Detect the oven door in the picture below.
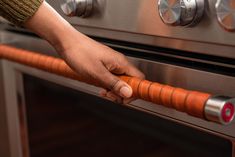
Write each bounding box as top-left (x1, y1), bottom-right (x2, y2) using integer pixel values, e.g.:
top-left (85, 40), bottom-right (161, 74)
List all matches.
top-left (0, 30), bottom-right (235, 157)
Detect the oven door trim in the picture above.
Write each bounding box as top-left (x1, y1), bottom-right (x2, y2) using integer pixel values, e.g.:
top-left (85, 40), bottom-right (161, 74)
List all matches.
top-left (1, 59), bottom-right (235, 157)
top-left (1, 30), bottom-right (235, 157)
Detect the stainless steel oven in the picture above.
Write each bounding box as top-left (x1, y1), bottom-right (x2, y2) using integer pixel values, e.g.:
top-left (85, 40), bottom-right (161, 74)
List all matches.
top-left (0, 0), bottom-right (235, 157)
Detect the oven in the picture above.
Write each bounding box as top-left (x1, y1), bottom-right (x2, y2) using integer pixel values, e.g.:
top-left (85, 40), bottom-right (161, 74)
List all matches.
top-left (0, 0), bottom-right (235, 157)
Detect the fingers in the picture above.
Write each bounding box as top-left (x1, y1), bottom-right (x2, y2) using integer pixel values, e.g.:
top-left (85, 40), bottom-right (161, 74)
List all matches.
top-left (96, 64), bottom-right (133, 98)
top-left (104, 52), bottom-right (145, 79)
top-left (100, 89), bottom-right (107, 97)
top-left (106, 73), bottom-right (133, 98)
top-left (99, 50), bottom-right (145, 100)
top-left (100, 89), bottom-right (123, 104)
top-left (99, 89), bottom-right (134, 104)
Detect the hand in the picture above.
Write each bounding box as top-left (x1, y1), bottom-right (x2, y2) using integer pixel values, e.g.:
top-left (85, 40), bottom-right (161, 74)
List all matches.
top-left (56, 31), bottom-right (145, 104)
top-left (24, 1), bottom-right (144, 104)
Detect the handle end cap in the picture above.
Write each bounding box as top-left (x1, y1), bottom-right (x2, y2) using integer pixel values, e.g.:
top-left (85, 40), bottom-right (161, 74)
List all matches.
top-left (205, 96), bottom-right (235, 125)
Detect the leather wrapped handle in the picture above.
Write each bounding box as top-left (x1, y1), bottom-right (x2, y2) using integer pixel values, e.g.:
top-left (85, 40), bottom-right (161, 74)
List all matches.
top-left (0, 44), bottom-right (211, 119)
top-left (119, 76), bottom-right (211, 118)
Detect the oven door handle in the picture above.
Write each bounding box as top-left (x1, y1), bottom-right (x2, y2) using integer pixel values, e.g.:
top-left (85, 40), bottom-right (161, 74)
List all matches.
top-left (0, 44), bottom-right (234, 125)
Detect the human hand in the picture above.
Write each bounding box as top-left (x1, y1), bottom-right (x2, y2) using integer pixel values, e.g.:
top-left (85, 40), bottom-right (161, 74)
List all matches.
top-left (24, 1), bottom-right (144, 104)
top-left (56, 31), bottom-right (145, 104)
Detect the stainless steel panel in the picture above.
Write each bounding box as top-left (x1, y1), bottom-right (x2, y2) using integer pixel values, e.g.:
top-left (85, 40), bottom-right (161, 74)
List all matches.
top-left (0, 61), bottom-right (23, 157)
top-left (1, 31), bottom-right (235, 139)
top-left (46, 0), bottom-right (235, 58)
top-left (0, 62), bottom-right (11, 157)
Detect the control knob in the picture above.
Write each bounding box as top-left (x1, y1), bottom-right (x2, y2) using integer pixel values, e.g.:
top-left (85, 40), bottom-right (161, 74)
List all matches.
top-left (60, 0), bottom-right (93, 17)
top-left (158, 0), bottom-right (205, 26)
top-left (216, 0), bottom-right (235, 31)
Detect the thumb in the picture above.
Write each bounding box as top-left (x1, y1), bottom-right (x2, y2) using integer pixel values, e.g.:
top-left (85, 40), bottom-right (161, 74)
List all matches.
top-left (100, 70), bottom-right (133, 98)
top-left (112, 79), bottom-right (133, 98)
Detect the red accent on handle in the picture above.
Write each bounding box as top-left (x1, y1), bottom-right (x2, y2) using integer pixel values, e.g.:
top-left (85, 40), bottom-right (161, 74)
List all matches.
top-left (222, 103), bottom-right (234, 123)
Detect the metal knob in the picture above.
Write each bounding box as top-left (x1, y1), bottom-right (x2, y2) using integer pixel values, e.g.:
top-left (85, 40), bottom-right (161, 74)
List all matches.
top-left (205, 96), bottom-right (235, 125)
top-left (60, 0), bottom-right (93, 17)
top-left (216, 0), bottom-right (235, 31)
top-left (158, 0), bottom-right (205, 26)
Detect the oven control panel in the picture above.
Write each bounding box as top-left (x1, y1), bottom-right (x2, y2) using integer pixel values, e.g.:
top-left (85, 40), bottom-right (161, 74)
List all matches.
top-left (55, 0), bottom-right (235, 32)
top-left (157, 0), bottom-right (235, 31)
top-left (46, 0), bottom-right (235, 58)
top-left (158, 0), bottom-right (204, 27)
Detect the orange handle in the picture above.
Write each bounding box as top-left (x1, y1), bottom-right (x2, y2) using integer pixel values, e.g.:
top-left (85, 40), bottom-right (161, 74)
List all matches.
top-left (120, 76), bottom-right (211, 118)
top-left (0, 45), bottom-right (211, 119)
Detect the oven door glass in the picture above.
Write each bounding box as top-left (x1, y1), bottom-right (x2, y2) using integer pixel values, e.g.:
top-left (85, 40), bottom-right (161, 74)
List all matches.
top-left (22, 75), bottom-right (232, 157)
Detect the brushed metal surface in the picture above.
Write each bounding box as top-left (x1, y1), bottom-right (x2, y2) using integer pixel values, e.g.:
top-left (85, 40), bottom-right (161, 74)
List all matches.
top-left (216, 0), bottom-right (235, 31)
top-left (158, 0), bottom-right (203, 26)
top-left (205, 96), bottom-right (235, 125)
top-left (1, 31), bottom-right (235, 139)
top-left (5, 59), bottom-right (235, 139)
top-left (60, 0), bottom-right (93, 17)
top-left (0, 63), bottom-right (11, 157)
top-left (158, 0), bottom-right (182, 25)
top-left (0, 61), bottom-right (23, 157)
top-left (45, 0), bottom-right (235, 59)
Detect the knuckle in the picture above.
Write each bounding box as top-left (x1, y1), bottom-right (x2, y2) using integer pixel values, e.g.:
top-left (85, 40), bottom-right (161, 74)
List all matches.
top-left (110, 78), bottom-right (120, 91)
top-left (117, 53), bottom-right (127, 62)
top-left (107, 62), bottom-right (120, 71)
top-left (98, 71), bottom-right (119, 90)
top-left (139, 72), bottom-right (145, 79)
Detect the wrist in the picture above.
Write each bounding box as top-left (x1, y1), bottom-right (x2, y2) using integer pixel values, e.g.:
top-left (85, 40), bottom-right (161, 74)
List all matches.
top-left (50, 25), bottom-right (79, 53)
top-left (24, 1), bottom-right (82, 55)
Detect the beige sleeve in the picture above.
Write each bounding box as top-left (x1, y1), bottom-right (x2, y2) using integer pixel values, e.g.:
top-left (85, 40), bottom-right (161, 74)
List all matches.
top-left (0, 0), bottom-right (44, 26)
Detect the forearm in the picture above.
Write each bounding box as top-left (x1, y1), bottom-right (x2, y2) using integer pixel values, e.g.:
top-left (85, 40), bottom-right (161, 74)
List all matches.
top-left (1, 0), bottom-right (144, 100)
top-left (24, 1), bottom-right (80, 53)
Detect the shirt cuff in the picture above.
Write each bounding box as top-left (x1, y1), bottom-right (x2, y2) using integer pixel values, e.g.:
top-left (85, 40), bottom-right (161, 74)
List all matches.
top-left (0, 0), bottom-right (44, 26)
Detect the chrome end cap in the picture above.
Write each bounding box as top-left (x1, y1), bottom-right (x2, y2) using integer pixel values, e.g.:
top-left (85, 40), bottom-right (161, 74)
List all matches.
top-left (204, 96), bottom-right (235, 125)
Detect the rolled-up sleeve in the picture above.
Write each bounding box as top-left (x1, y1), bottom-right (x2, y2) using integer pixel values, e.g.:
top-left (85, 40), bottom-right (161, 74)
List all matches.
top-left (0, 0), bottom-right (44, 26)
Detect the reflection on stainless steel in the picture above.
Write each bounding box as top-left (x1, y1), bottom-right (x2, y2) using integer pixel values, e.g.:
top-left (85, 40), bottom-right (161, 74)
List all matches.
top-left (0, 30), bottom-right (235, 156)
top-left (60, 0), bottom-right (93, 17)
top-left (158, 0), bottom-right (204, 26)
top-left (0, 63), bottom-right (10, 157)
top-left (158, 0), bottom-right (182, 26)
top-left (0, 59), bottom-right (22, 157)
top-left (3, 0), bottom-right (235, 58)
top-left (22, 74), bottom-right (232, 157)
top-left (1, 0), bottom-right (235, 156)
top-left (1, 31), bottom-right (235, 136)
top-left (44, 0), bottom-right (235, 59)
top-left (205, 96), bottom-right (235, 125)
top-left (2, 44), bottom-right (235, 125)
top-left (216, 0), bottom-right (235, 31)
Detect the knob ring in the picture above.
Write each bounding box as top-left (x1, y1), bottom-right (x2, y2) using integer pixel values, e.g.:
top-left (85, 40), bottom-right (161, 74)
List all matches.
top-left (158, 0), bottom-right (181, 26)
top-left (60, 0), bottom-right (93, 17)
top-left (82, 0), bottom-right (93, 17)
top-left (187, 0), bottom-right (205, 27)
top-left (157, 0), bottom-right (205, 27)
top-left (215, 0), bottom-right (235, 32)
